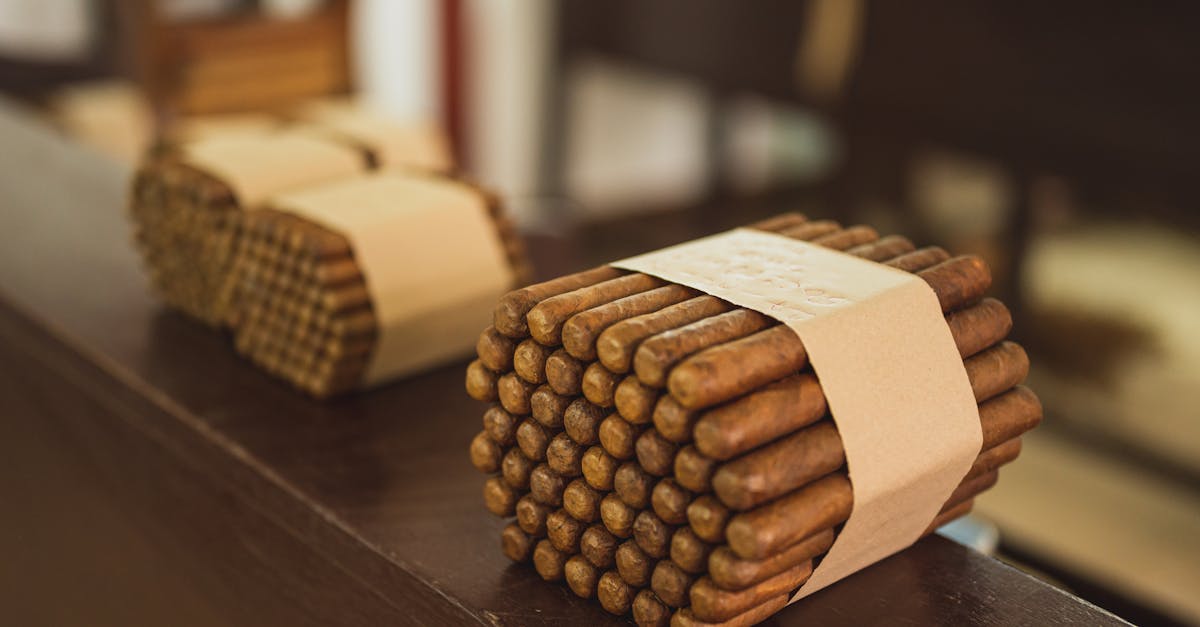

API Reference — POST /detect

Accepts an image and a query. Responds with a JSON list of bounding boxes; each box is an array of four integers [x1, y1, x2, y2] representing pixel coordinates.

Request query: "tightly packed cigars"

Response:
[[466, 212, 1041, 626], [225, 171, 530, 398]]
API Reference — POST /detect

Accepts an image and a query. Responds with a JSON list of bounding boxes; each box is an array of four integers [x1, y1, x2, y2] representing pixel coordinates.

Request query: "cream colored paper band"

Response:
[[181, 130, 365, 207], [612, 228, 982, 601], [272, 172, 514, 386], [293, 101, 453, 173]]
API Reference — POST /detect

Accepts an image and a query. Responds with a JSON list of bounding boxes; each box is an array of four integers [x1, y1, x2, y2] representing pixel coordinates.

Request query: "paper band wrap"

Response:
[[294, 101, 453, 173], [272, 173, 515, 386], [181, 131, 365, 207], [612, 228, 982, 601]]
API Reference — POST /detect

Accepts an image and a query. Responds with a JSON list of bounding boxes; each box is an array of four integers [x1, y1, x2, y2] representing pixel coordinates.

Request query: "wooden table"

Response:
[[0, 100, 1128, 625]]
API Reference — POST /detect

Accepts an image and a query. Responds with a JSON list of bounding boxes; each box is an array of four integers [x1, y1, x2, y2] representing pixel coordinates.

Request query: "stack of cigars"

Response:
[[466, 212, 1041, 626]]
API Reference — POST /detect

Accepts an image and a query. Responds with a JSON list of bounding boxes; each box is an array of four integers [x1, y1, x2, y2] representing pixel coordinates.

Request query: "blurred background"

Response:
[[1, 1, 1197, 624]]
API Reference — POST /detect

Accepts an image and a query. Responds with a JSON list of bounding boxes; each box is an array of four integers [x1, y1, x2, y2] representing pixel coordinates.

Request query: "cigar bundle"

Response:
[[129, 130, 367, 325], [225, 172, 530, 398], [466, 213, 1041, 626]]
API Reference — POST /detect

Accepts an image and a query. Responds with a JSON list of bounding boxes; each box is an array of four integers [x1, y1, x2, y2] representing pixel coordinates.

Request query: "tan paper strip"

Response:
[[181, 130, 365, 207], [293, 101, 453, 173], [612, 229, 982, 601], [272, 172, 514, 386]]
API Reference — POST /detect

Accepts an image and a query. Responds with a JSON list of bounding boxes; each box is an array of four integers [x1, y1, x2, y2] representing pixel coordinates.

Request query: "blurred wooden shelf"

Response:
[[0, 98, 1129, 626]]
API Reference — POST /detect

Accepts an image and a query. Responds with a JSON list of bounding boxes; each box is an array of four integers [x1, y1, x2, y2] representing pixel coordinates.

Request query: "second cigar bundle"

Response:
[[466, 213, 1041, 626]]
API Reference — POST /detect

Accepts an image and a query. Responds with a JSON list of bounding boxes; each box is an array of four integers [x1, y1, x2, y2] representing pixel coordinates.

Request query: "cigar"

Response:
[[652, 479, 694, 525], [465, 360, 500, 402], [546, 349, 585, 395], [633, 590, 672, 627], [547, 509, 586, 553], [483, 477, 518, 516], [886, 246, 950, 272], [615, 540, 656, 587], [546, 433, 583, 477], [528, 274, 667, 346], [601, 492, 639, 538], [501, 448, 534, 490], [533, 539, 569, 581], [844, 234, 916, 261], [582, 446, 619, 491], [563, 285, 698, 361], [516, 495, 551, 535], [564, 479, 603, 523], [514, 338, 555, 384], [529, 463, 567, 507], [810, 224, 878, 249], [688, 561, 813, 622], [615, 376, 660, 424], [612, 462, 654, 511], [707, 529, 834, 591], [598, 296, 733, 374], [634, 511, 676, 559], [581, 524, 620, 568], [564, 398, 606, 446], [598, 570, 636, 615], [583, 362, 622, 407], [636, 428, 679, 477], [651, 561, 697, 608], [674, 445, 717, 493], [670, 526, 714, 575], [531, 385, 572, 429], [667, 255, 993, 410], [494, 266, 624, 338], [469, 431, 502, 473], [502, 523, 536, 562], [476, 326, 516, 372], [600, 414, 646, 462], [515, 418, 554, 462], [669, 593, 788, 627], [565, 555, 599, 598], [498, 372, 537, 415], [688, 495, 732, 544]]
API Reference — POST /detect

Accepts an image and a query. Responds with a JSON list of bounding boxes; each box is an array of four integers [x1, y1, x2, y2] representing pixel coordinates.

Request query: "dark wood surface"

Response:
[[0, 100, 1128, 625]]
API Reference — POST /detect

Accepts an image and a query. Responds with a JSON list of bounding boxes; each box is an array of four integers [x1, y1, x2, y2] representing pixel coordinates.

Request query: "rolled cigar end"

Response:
[[547, 432, 584, 477], [583, 362, 622, 408], [581, 524, 619, 569], [651, 479, 694, 525], [531, 385, 572, 429], [482, 405, 518, 447], [651, 561, 697, 608], [689, 561, 813, 623], [565, 555, 599, 599], [533, 539, 569, 581], [616, 376, 659, 424], [601, 493, 638, 538], [694, 374, 826, 461], [501, 523, 535, 562], [598, 570, 636, 615], [514, 338, 554, 384], [529, 463, 566, 507], [615, 540, 654, 587], [564, 398, 606, 445], [674, 445, 717, 493], [633, 590, 672, 627], [687, 495, 731, 544], [498, 372, 537, 415], [980, 386, 1043, 449], [947, 297, 1013, 359], [709, 529, 834, 591], [918, 255, 993, 312], [547, 509, 586, 553], [636, 429, 679, 477], [600, 414, 643, 460], [713, 421, 845, 512], [615, 461, 654, 509], [670, 594, 789, 627], [668, 326, 807, 410], [546, 348, 584, 396], [469, 431, 502, 473], [483, 477, 518, 517], [516, 495, 551, 535], [476, 326, 516, 372], [564, 478, 602, 522], [465, 360, 500, 402], [670, 527, 713, 575], [581, 445, 619, 491], [653, 395, 699, 443], [966, 341, 1029, 402], [634, 510, 675, 559], [500, 448, 534, 490], [516, 418, 552, 461]]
